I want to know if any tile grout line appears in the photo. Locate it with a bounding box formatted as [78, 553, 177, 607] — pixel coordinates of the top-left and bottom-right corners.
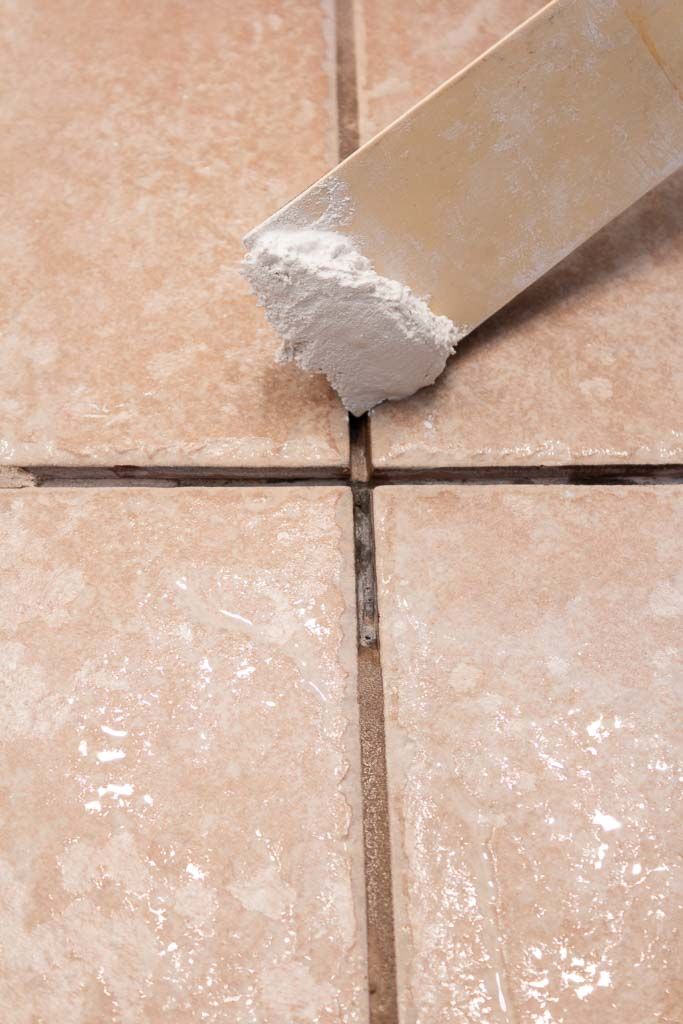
[9, 465, 350, 488]
[369, 463, 683, 486]
[3, 464, 683, 490]
[349, 418, 399, 1024]
[335, 0, 399, 1015]
[334, 0, 360, 160]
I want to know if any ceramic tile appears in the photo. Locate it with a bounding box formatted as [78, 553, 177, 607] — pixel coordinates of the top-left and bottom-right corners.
[374, 485, 683, 1023]
[370, 173, 683, 467]
[0, 488, 367, 1022]
[0, 1, 348, 467]
[355, 0, 545, 141]
[357, 1, 683, 468]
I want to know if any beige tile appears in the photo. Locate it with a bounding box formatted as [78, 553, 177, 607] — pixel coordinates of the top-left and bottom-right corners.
[0, 1, 347, 467]
[370, 174, 683, 467]
[355, 0, 545, 140]
[357, 1, 683, 468]
[375, 485, 683, 1023]
[0, 488, 367, 1022]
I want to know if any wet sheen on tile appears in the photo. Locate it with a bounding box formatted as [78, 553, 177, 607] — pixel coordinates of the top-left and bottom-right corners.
[0, 488, 367, 1022]
[374, 485, 683, 1023]
[0, 1, 347, 467]
[357, 0, 683, 467]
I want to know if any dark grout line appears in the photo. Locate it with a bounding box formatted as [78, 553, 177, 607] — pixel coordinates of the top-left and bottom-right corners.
[349, 413, 371, 484]
[334, 0, 360, 160]
[350, 446, 399, 1022]
[351, 483, 398, 1024]
[20, 465, 350, 488]
[336, 0, 400, 1005]
[370, 463, 683, 486]
[4, 463, 683, 491]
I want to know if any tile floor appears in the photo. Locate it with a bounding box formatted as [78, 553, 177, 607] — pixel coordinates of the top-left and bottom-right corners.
[0, 489, 366, 1022]
[358, 2, 683, 468]
[1, 2, 681, 1023]
[0, 0, 347, 467]
[374, 486, 683, 1023]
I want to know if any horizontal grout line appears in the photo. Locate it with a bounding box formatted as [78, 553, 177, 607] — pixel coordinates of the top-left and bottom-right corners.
[20, 465, 351, 488]
[371, 464, 683, 486]
[3, 464, 683, 490]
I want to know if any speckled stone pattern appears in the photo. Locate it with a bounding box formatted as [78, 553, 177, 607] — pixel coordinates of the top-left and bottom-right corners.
[0, 489, 368, 1023]
[359, 0, 683, 467]
[355, 0, 545, 140]
[0, 0, 347, 467]
[374, 486, 683, 1023]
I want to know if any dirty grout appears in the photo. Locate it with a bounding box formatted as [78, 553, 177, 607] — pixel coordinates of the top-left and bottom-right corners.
[4, 463, 683, 490]
[334, 0, 360, 161]
[16, 465, 350, 488]
[350, 417, 399, 1024]
[337, 0, 399, 1008]
[369, 463, 683, 486]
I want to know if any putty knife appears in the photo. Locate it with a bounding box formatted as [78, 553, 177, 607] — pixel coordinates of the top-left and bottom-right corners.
[244, 0, 683, 415]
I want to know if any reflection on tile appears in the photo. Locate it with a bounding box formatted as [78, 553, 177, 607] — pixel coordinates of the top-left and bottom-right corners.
[358, 0, 683, 468]
[375, 485, 683, 1022]
[0, 488, 367, 1022]
[0, 1, 347, 467]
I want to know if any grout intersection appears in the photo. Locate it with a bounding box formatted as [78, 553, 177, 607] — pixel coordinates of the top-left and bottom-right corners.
[0, 3, 681, 1021]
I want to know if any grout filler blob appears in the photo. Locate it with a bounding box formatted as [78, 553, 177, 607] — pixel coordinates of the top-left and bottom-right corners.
[242, 197, 465, 415]
[241, 0, 683, 417]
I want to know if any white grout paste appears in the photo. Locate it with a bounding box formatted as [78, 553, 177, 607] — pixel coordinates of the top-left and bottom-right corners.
[242, 179, 465, 415]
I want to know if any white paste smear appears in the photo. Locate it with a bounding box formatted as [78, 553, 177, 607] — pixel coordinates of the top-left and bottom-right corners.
[242, 227, 465, 415]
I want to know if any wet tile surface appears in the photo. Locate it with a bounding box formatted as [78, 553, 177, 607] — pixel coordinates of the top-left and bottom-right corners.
[359, 0, 683, 468]
[1, 0, 347, 467]
[374, 485, 683, 1023]
[0, 488, 367, 1022]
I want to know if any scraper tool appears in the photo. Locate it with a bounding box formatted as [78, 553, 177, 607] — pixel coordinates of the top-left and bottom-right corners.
[244, 0, 683, 414]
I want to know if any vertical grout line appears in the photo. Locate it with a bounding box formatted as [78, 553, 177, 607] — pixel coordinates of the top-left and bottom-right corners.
[349, 412, 371, 485]
[351, 471, 399, 1023]
[336, 0, 399, 1011]
[335, 0, 361, 159]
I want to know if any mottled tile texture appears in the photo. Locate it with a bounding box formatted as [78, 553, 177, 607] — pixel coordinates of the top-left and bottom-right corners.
[0, 489, 367, 1022]
[355, 0, 544, 140]
[0, 0, 347, 466]
[359, 1, 683, 467]
[375, 486, 683, 1023]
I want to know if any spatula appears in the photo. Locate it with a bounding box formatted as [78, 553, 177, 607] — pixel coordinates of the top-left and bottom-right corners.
[243, 0, 683, 415]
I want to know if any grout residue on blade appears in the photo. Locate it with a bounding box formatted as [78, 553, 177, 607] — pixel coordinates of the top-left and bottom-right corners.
[242, 179, 465, 415]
